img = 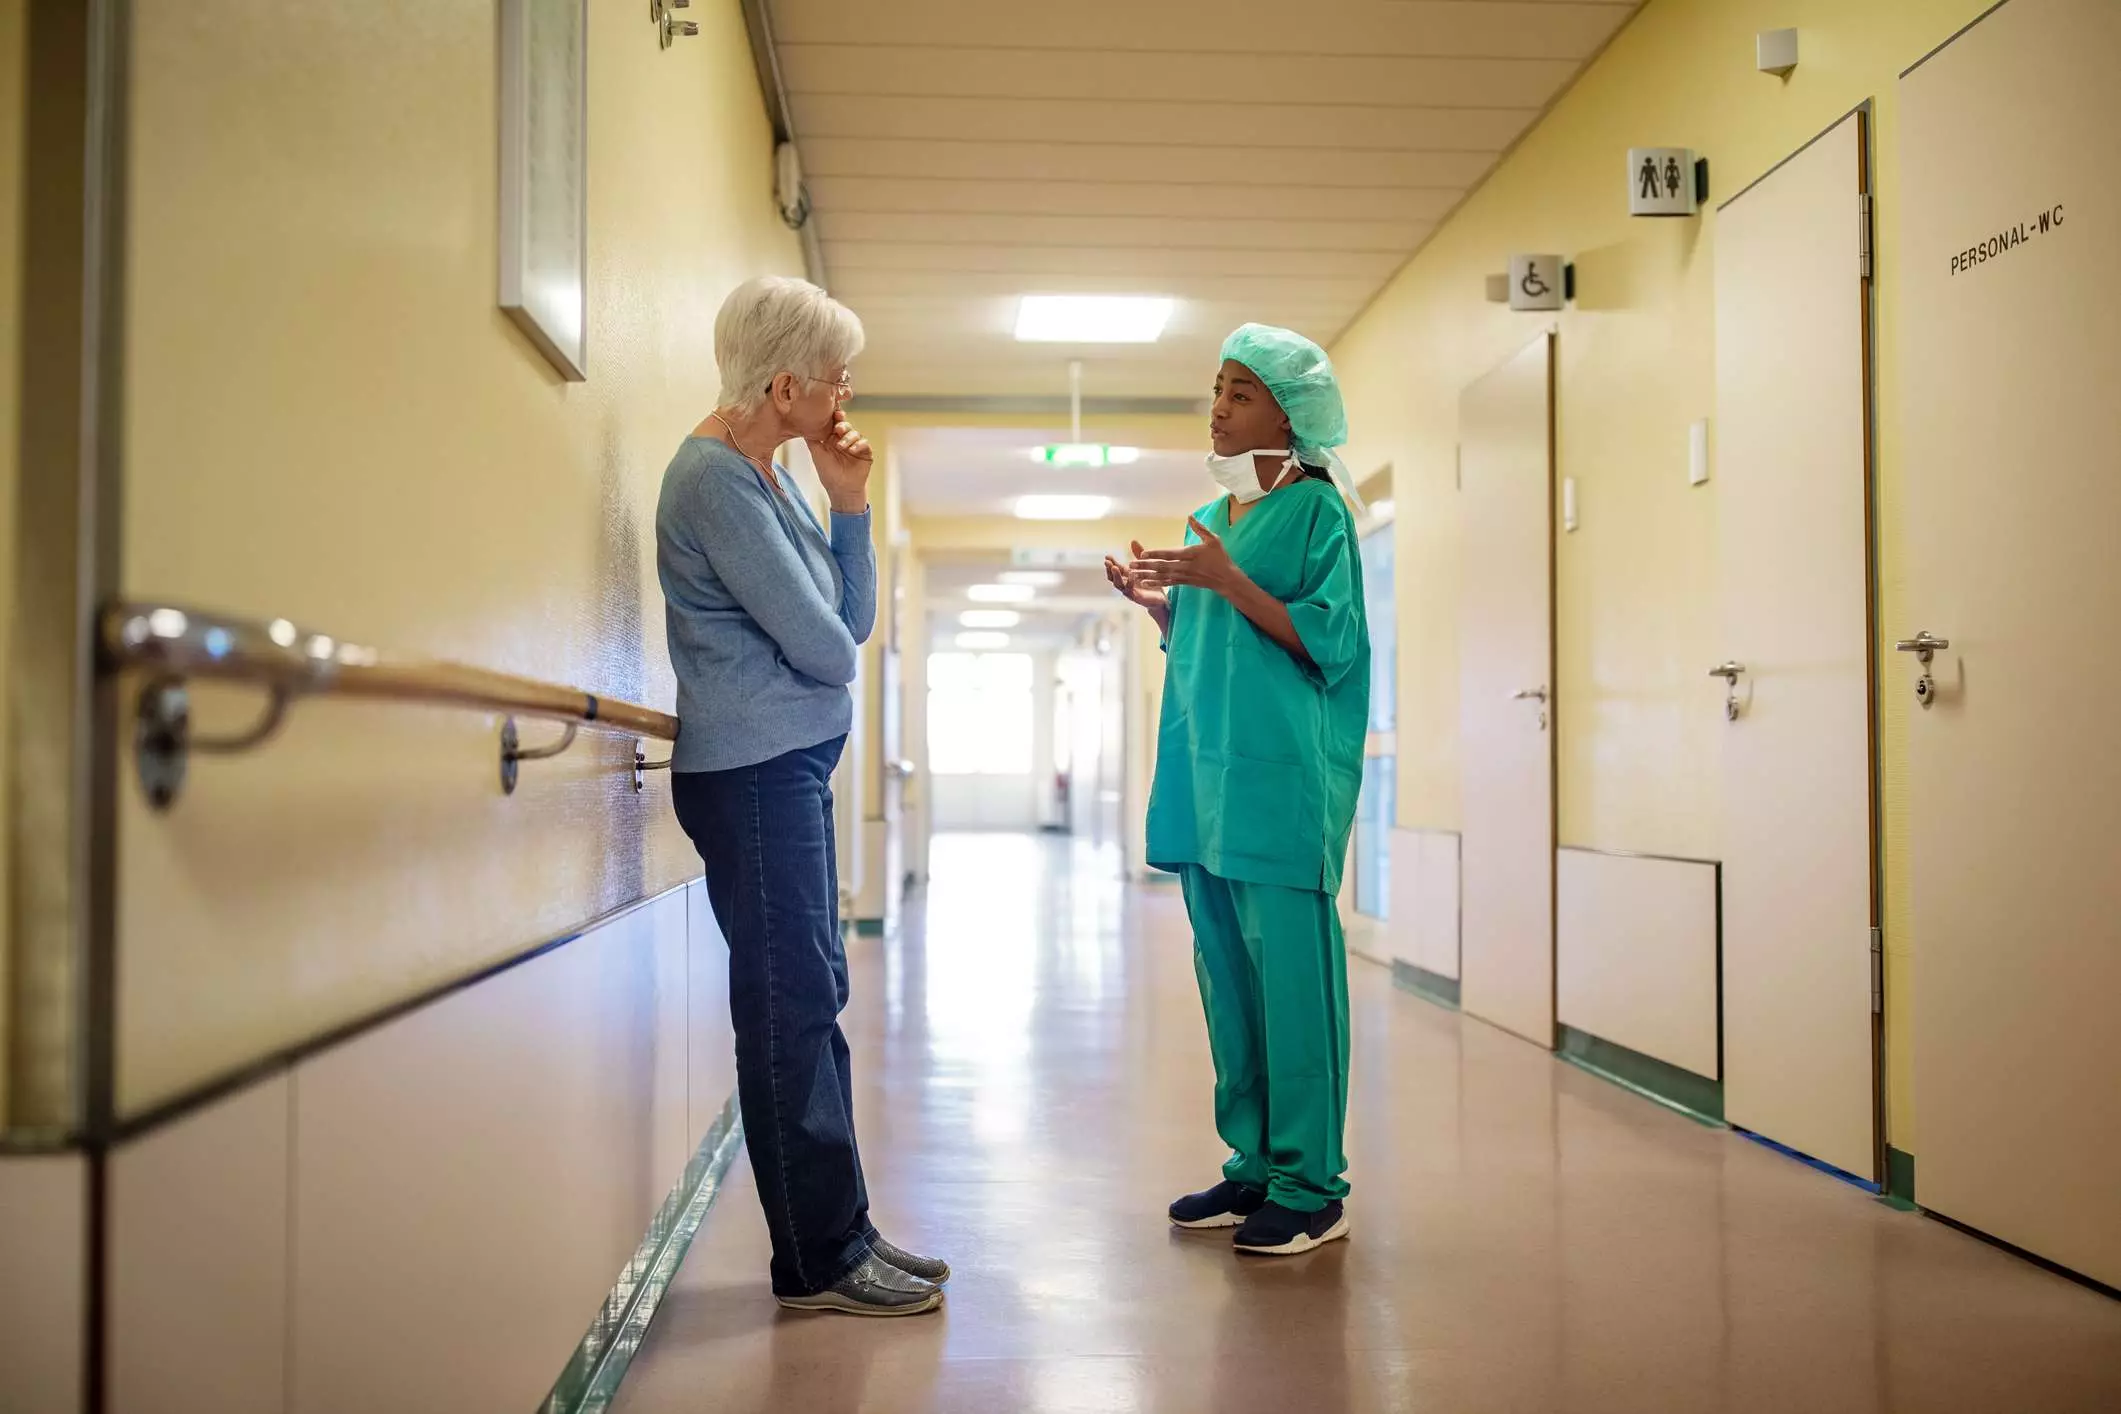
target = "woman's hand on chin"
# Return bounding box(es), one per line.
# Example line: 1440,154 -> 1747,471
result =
811,410 -> 873,514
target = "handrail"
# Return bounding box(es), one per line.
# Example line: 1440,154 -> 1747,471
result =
99,602 -> 679,808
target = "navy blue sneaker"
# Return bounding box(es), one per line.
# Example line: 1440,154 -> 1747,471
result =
1168,1180 -> 1268,1230
1233,1200 -> 1350,1256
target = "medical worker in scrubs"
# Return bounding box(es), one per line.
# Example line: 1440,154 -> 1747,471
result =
1105,324 -> 1369,1257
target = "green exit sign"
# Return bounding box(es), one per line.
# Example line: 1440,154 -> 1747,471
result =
1031,444 -> 1141,468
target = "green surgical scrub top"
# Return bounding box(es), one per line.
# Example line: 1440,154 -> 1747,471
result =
1145,477 -> 1371,895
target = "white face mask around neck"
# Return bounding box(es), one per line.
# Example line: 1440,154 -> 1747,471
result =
1205,448 -> 1301,504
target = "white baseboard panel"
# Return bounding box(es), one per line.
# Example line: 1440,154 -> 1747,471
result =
0,1151 -> 87,1414
1388,829 -> 1461,981
1557,849 -> 1720,1080
85,880 -> 735,1414
110,1080 -> 289,1414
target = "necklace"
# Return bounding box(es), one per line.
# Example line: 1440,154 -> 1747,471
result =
707,411 -> 788,499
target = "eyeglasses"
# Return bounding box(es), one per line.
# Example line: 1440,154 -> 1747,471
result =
793,372 -> 854,399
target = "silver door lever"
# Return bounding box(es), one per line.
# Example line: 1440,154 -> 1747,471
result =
1708,662 -> 1746,721
1509,687 -> 1548,702
1896,632 -> 1950,709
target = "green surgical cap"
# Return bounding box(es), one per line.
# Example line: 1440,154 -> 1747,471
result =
1219,323 -> 1349,467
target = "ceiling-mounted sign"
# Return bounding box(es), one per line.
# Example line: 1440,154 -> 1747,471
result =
1629,147 -> 1701,217
1508,254 -> 1566,311
1030,443 -> 1140,468
1010,548 -> 1106,570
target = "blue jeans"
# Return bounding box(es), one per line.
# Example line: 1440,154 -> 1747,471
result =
672,736 -> 875,1297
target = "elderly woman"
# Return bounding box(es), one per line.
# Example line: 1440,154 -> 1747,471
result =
658,275 -> 944,1317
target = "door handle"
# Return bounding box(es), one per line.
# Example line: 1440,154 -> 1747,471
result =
1509,687 -> 1548,703
1708,662 -> 1746,721
1896,631 -> 1951,709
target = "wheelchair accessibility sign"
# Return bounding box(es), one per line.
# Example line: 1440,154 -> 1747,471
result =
1508,254 -> 1566,312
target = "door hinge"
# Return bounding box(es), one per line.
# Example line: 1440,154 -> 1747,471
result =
1858,193 -> 1874,280
1869,926 -> 1884,1014
1454,445 -> 1463,492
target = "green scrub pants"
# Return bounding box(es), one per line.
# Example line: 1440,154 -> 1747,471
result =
1178,864 -> 1352,1212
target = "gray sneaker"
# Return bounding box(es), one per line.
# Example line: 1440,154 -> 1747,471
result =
870,1235 -> 950,1285
775,1254 -> 944,1317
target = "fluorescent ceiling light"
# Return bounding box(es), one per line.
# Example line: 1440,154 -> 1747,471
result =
960,610 -> 1022,629
967,583 -> 1037,604
1015,495 -> 1112,521
956,631 -> 1012,651
1014,296 -> 1174,344
998,570 -> 1064,587
1028,443 -> 1142,468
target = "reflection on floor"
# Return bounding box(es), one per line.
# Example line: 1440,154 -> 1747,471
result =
613,834 -> 2121,1413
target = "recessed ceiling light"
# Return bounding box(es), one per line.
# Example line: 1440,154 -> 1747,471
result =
1028,443 -> 1142,468
967,583 -> 1037,604
960,610 -> 1022,629
1015,495 -> 1112,521
956,631 -> 1011,651
998,570 -> 1064,587
1014,296 -> 1174,344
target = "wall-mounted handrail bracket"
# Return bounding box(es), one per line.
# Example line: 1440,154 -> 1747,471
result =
500,718 -> 581,796
133,677 -> 296,811
634,739 -> 674,793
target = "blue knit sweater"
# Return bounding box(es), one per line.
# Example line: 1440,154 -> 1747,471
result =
655,436 -> 876,773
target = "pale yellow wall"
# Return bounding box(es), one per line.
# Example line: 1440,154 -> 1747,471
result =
1333,0 -> 1995,1150
0,0 -> 23,1128
115,0 -> 802,1112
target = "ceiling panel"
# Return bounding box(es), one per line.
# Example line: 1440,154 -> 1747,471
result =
822,212 -> 1427,253
789,94 -> 1537,152
829,269 -> 1386,303
773,1 -> 1636,60
896,428 -> 1215,520
851,297 -> 1363,335
853,358 -> 1215,399
805,177 -> 1465,223
778,45 -> 1583,108
822,242 -> 1404,278
800,139 -> 1499,188
771,0 -> 1643,399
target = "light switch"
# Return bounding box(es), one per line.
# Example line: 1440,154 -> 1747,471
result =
1562,477 -> 1580,532
1689,419 -> 1711,486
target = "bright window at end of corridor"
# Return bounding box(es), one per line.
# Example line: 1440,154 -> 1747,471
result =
928,652 -> 1034,776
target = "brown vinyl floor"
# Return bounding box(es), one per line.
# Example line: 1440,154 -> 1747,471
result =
612,834 -> 2121,1413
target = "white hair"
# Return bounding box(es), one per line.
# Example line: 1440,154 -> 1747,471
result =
714,275 -> 865,412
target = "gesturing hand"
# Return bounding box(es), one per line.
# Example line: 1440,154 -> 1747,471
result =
1129,517 -> 1242,597
1105,541 -> 1170,613
809,410 -> 873,514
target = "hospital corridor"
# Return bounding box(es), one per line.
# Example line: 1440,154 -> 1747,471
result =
609,834 -> 2121,1413
4,1 -> 2121,1412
